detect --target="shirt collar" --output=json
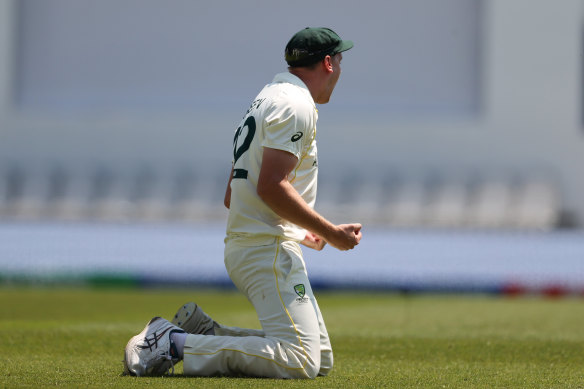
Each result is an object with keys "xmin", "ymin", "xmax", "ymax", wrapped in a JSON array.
[{"xmin": 272, "ymin": 72, "xmax": 316, "ymax": 108}]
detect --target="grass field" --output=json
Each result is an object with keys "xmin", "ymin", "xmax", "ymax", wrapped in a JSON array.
[{"xmin": 1, "ymin": 286, "xmax": 583, "ymax": 388}]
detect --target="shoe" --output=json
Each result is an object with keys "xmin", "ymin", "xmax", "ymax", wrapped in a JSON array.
[
  {"xmin": 171, "ymin": 302, "xmax": 217, "ymax": 335},
  {"xmin": 123, "ymin": 317, "xmax": 185, "ymax": 376}
]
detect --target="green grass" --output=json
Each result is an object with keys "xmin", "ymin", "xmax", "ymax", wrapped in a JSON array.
[{"xmin": 1, "ymin": 286, "xmax": 583, "ymax": 388}]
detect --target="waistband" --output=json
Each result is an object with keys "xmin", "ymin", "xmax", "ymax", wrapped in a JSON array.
[{"xmin": 225, "ymin": 233, "xmax": 302, "ymax": 247}]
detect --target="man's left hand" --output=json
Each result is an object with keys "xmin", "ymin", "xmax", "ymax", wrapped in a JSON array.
[{"xmin": 301, "ymin": 231, "xmax": 327, "ymax": 251}]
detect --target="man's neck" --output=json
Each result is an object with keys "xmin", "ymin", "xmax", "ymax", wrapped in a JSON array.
[{"xmin": 288, "ymin": 68, "xmax": 322, "ymax": 104}]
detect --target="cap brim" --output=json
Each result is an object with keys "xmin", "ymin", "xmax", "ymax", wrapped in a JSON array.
[{"xmin": 335, "ymin": 40, "xmax": 354, "ymax": 54}]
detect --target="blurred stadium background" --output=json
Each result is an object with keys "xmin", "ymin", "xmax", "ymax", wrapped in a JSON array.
[{"xmin": 1, "ymin": 0, "xmax": 583, "ymax": 294}]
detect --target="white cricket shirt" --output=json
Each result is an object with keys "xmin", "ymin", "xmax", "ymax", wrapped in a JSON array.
[{"xmin": 226, "ymin": 72, "xmax": 318, "ymax": 242}]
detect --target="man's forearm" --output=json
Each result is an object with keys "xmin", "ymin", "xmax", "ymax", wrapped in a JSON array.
[
  {"xmin": 256, "ymin": 147, "xmax": 361, "ymax": 251},
  {"xmin": 257, "ymin": 179, "xmax": 337, "ymax": 242}
]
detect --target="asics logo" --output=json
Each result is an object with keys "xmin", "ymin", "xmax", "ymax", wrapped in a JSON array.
[
  {"xmin": 291, "ymin": 132, "xmax": 303, "ymax": 142},
  {"xmin": 138, "ymin": 327, "xmax": 171, "ymax": 351}
]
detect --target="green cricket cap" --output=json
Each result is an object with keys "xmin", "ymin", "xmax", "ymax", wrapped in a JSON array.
[{"xmin": 285, "ymin": 27, "xmax": 353, "ymax": 67}]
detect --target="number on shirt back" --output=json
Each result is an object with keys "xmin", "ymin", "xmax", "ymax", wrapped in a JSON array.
[{"xmin": 232, "ymin": 116, "xmax": 256, "ymax": 179}]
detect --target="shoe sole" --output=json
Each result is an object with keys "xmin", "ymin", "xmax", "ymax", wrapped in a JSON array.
[{"xmin": 171, "ymin": 302, "xmax": 197, "ymax": 329}]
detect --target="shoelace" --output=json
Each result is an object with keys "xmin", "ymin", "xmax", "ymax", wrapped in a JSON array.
[
  {"xmin": 165, "ymin": 354, "xmax": 175, "ymax": 375},
  {"xmin": 164, "ymin": 334, "xmax": 182, "ymax": 376}
]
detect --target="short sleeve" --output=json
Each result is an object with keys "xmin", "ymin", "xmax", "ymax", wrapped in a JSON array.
[{"xmin": 262, "ymin": 98, "xmax": 312, "ymax": 159}]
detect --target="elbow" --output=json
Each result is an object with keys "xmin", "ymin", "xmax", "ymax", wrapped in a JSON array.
[
  {"xmin": 224, "ymin": 186, "xmax": 231, "ymax": 209},
  {"xmin": 256, "ymin": 179, "xmax": 278, "ymax": 204},
  {"xmin": 256, "ymin": 182, "xmax": 269, "ymax": 203},
  {"xmin": 224, "ymin": 183, "xmax": 232, "ymax": 209}
]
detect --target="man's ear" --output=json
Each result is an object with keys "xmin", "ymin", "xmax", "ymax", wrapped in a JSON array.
[{"xmin": 322, "ymin": 55, "xmax": 333, "ymax": 73}]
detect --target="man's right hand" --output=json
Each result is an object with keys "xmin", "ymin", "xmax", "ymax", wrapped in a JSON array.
[{"xmin": 325, "ymin": 223, "xmax": 362, "ymax": 251}]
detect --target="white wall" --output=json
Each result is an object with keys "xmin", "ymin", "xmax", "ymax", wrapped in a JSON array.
[
  {"xmin": 14, "ymin": 0, "xmax": 480, "ymax": 115},
  {"xmin": 484, "ymin": 0, "xmax": 584, "ymax": 223}
]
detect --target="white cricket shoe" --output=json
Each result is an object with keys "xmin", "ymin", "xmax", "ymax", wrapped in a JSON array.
[
  {"xmin": 123, "ymin": 316, "xmax": 184, "ymax": 376},
  {"xmin": 171, "ymin": 302, "xmax": 217, "ymax": 335}
]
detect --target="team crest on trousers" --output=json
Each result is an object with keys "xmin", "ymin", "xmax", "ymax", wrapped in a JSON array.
[
  {"xmin": 294, "ymin": 284, "xmax": 305, "ymax": 297},
  {"xmin": 294, "ymin": 284, "xmax": 309, "ymax": 303}
]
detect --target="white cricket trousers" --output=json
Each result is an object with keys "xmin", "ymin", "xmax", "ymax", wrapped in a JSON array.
[{"xmin": 182, "ymin": 236, "xmax": 333, "ymax": 379}]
